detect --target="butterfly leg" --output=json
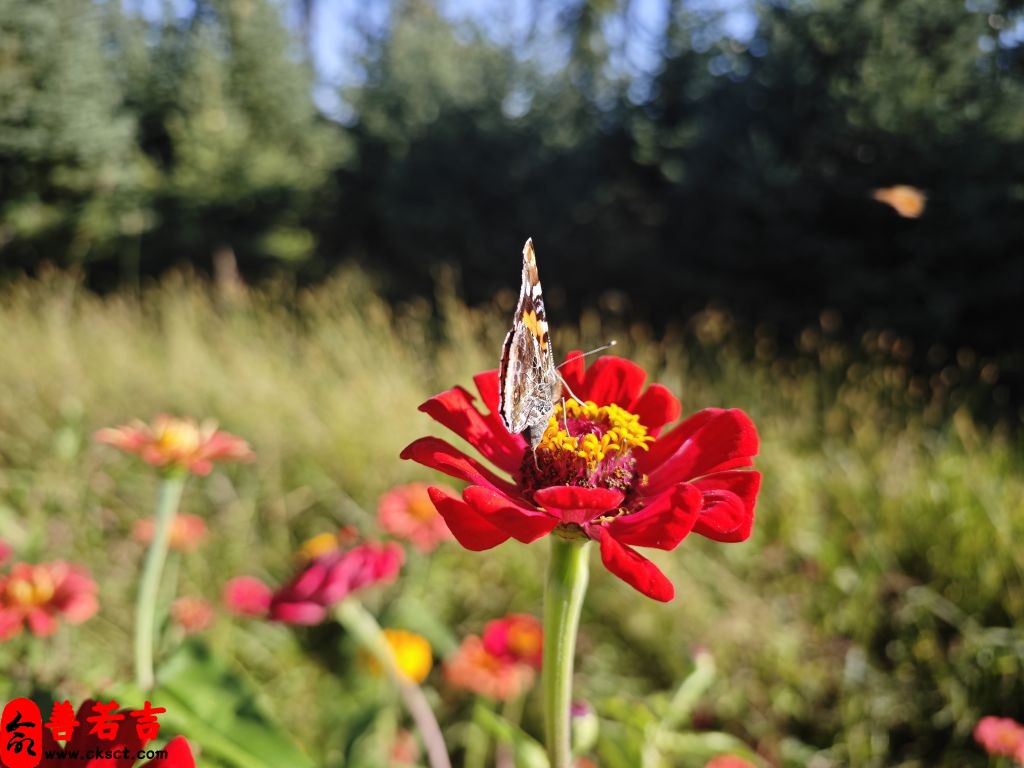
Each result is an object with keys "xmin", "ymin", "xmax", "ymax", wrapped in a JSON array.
[{"xmin": 560, "ymin": 396, "xmax": 571, "ymax": 436}]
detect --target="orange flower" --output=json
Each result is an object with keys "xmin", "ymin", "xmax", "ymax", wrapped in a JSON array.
[
  {"xmin": 133, "ymin": 513, "xmax": 208, "ymax": 553},
  {"xmin": 377, "ymin": 483, "xmax": 454, "ymax": 553},
  {"xmin": 444, "ymin": 636, "xmax": 535, "ymax": 701},
  {"xmin": 0, "ymin": 561, "xmax": 99, "ymax": 640},
  {"xmin": 871, "ymin": 185, "xmax": 927, "ymax": 218},
  {"xmin": 171, "ymin": 596, "xmax": 214, "ymax": 634},
  {"xmin": 95, "ymin": 415, "xmax": 254, "ymax": 476}
]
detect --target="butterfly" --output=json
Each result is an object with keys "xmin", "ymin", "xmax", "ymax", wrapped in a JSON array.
[{"xmin": 499, "ymin": 238, "xmax": 560, "ymax": 451}]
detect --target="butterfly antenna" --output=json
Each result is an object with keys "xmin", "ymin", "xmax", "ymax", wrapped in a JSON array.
[
  {"xmin": 556, "ymin": 340, "xmax": 616, "ymax": 405},
  {"xmin": 557, "ymin": 340, "xmax": 617, "ymax": 370},
  {"xmin": 557, "ymin": 373, "xmax": 586, "ymax": 406}
]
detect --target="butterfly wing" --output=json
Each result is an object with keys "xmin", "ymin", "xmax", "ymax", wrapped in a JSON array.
[{"xmin": 499, "ymin": 239, "xmax": 559, "ymax": 448}]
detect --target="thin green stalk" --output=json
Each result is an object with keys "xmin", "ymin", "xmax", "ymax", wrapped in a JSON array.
[
  {"xmin": 134, "ymin": 473, "xmax": 185, "ymax": 691},
  {"xmin": 543, "ymin": 536, "xmax": 591, "ymax": 768},
  {"xmin": 336, "ymin": 599, "xmax": 452, "ymax": 768},
  {"xmin": 465, "ymin": 700, "xmax": 492, "ymax": 768}
]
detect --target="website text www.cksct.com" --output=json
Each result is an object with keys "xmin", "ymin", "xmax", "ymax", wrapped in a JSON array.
[{"xmin": 41, "ymin": 747, "xmax": 169, "ymax": 761}]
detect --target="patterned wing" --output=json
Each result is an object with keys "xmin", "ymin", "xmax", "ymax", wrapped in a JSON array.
[{"xmin": 499, "ymin": 239, "xmax": 560, "ymax": 448}]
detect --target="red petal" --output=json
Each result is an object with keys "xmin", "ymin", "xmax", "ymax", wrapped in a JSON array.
[
  {"xmin": 401, "ymin": 437, "xmax": 522, "ymax": 499},
  {"xmin": 463, "ymin": 486, "xmax": 559, "ymax": 543},
  {"xmin": 533, "ymin": 486, "xmax": 623, "ymax": 525},
  {"xmin": 637, "ymin": 408, "xmax": 722, "ymax": 474},
  {"xmin": 419, "ymin": 385, "xmax": 523, "ymax": 473},
  {"xmin": 597, "ymin": 529, "xmax": 675, "ymax": 601},
  {"xmin": 270, "ymin": 601, "xmax": 328, "ymax": 625},
  {"xmin": 145, "ymin": 736, "xmax": 196, "ymax": 767},
  {"xmin": 600, "ymin": 483, "xmax": 701, "ymax": 550},
  {"xmin": 428, "ymin": 486, "xmax": 510, "ymax": 551},
  {"xmin": 473, "ymin": 370, "xmax": 501, "ymax": 415},
  {"xmin": 579, "ymin": 356, "xmax": 647, "ymax": 408},
  {"xmin": 560, "ymin": 349, "xmax": 587, "ymax": 396},
  {"xmin": 691, "ymin": 470, "xmax": 761, "ymax": 542},
  {"xmin": 632, "ymin": 384, "xmax": 682, "ymax": 437},
  {"xmin": 642, "ymin": 409, "xmax": 759, "ymax": 495}
]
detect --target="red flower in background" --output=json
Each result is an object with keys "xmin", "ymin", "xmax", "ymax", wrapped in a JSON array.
[
  {"xmin": 225, "ymin": 542, "xmax": 403, "ymax": 625},
  {"xmin": 444, "ymin": 636, "xmax": 536, "ymax": 701},
  {"xmin": 974, "ymin": 716, "xmax": 1024, "ymax": 759},
  {"xmin": 39, "ymin": 700, "xmax": 195, "ymax": 768},
  {"xmin": 170, "ymin": 596, "xmax": 214, "ymax": 635},
  {"xmin": 401, "ymin": 353, "xmax": 760, "ymax": 601},
  {"xmin": 95, "ymin": 415, "xmax": 253, "ymax": 476},
  {"xmin": 377, "ymin": 482, "xmax": 455, "ymax": 553},
  {"xmin": 704, "ymin": 757, "xmax": 757, "ymax": 768},
  {"xmin": 223, "ymin": 576, "xmax": 273, "ymax": 617},
  {"xmin": 0, "ymin": 561, "xmax": 99, "ymax": 640},
  {"xmin": 133, "ymin": 514, "xmax": 208, "ymax": 553},
  {"xmin": 483, "ymin": 613, "xmax": 543, "ymax": 670}
]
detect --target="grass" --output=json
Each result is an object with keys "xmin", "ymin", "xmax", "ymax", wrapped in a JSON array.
[{"xmin": 0, "ymin": 268, "xmax": 1020, "ymax": 767}]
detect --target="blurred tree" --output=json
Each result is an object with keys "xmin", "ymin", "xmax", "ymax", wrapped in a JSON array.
[{"xmin": 0, "ymin": 0, "xmax": 151, "ymax": 274}]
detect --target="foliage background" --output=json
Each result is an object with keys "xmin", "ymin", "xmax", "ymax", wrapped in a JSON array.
[{"xmin": 0, "ymin": 1, "xmax": 1023, "ymax": 766}]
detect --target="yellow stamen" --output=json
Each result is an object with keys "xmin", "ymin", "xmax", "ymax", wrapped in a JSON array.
[{"xmin": 537, "ymin": 401, "xmax": 653, "ymax": 469}]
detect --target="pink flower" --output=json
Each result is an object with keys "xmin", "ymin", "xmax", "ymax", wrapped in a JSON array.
[
  {"xmin": 704, "ymin": 757, "xmax": 756, "ymax": 768},
  {"xmin": 171, "ymin": 596, "xmax": 214, "ymax": 634},
  {"xmin": 974, "ymin": 716, "xmax": 1024, "ymax": 758},
  {"xmin": 0, "ymin": 561, "xmax": 99, "ymax": 640},
  {"xmin": 444, "ymin": 635, "xmax": 536, "ymax": 701},
  {"xmin": 227, "ymin": 542, "xmax": 404, "ymax": 625},
  {"xmin": 377, "ymin": 482, "xmax": 455, "ymax": 553},
  {"xmin": 482, "ymin": 613, "xmax": 543, "ymax": 670},
  {"xmin": 0, "ymin": 539, "xmax": 11, "ymax": 567},
  {"xmin": 133, "ymin": 514, "xmax": 208, "ymax": 553},
  {"xmin": 223, "ymin": 576, "xmax": 274, "ymax": 617},
  {"xmin": 95, "ymin": 414, "xmax": 254, "ymax": 476}
]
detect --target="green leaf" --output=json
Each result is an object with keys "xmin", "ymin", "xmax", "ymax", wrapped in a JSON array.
[
  {"xmin": 473, "ymin": 703, "xmax": 549, "ymax": 768},
  {"xmin": 137, "ymin": 640, "xmax": 316, "ymax": 768}
]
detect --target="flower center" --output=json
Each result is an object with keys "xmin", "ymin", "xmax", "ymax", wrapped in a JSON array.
[{"xmin": 519, "ymin": 400, "xmax": 652, "ymax": 498}]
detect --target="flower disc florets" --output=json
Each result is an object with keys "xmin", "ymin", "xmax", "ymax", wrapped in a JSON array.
[{"xmin": 520, "ymin": 400, "xmax": 652, "ymax": 503}]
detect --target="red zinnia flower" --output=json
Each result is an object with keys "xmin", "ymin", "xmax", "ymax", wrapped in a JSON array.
[
  {"xmin": 227, "ymin": 542, "xmax": 404, "ymax": 625},
  {"xmin": 0, "ymin": 561, "xmax": 99, "ymax": 640},
  {"xmin": 483, "ymin": 613, "xmax": 543, "ymax": 670},
  {"xmin": 39, "ymin": 700, "xmax": 195, "ymax": 767},
  {"xmin": 401, "ymin": 353, "xmax": 760, "ymax": 601},
  {"xmin": 96, "ymin": 415, "xmax": 254, "ymax": 476}
]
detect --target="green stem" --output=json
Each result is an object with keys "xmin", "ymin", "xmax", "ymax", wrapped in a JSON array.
[
  {"xmin": 465, "ymin": 700, "xmax": 491, "ymax": 768},
  {"xmin": 543, "ymin": 536, "xmax": 591, "ymax": 768},
  {"xmin": 336, "ymin": 599, "xmax": 452, "ymax": 768},
  {"xmin": 134, "ymin": 473, "xmax": 185, "ymax": 691}
]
